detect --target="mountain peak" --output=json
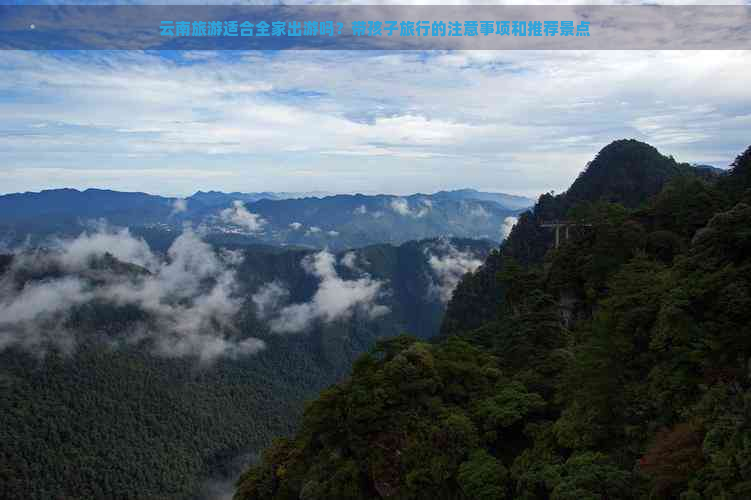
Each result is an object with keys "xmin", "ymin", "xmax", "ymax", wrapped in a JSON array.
[
  {"xmin": 598, "ymin": 138, "xmax": 659, "ymax": 154},
  {"xmin": 564, "ymin": 139, "xmax": 683, "ymax": 208}
]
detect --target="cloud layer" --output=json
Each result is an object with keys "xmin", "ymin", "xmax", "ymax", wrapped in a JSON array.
[
  {"xmin": 252, "ymin": 250, "xmax": 389, "ymax": 333},
  {"xmin": 0, "ymin": 226, "xmax": 265, "ymax": 362},
  {"xmin": 501, "ymin": 216, "xmax": 518, "ymax": 240},
  {"xmin": 390, "ymin": 198, "xmax": 432, "ymax": 217},
  {"xmin": 219, "ymin": 200, "xmax": 267, "ymax": 233},
  {"xmin": 171, "ymin": 198, "xmax": 188, "ymax": 215},
  {"xmin": 426, "ymin": 240, "xmax": 484, "ymax": 303},
  {"xmin": 2, "ymin": 49, "xmax": 749, "ymax": 197}
]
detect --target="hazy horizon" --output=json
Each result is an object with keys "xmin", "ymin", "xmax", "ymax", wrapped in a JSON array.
[{"xmin": 0, "ymin": 184, "xmax": 542, "ymax": 199}]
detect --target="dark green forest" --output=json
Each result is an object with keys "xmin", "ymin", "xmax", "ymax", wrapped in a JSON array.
[
  {"xmin": 236, "ymin": 140, "xmax": 751, "ymax": 499},
  {"xmin": 0, "ymin": 239, "xmax": 491, "ymax": 499}
]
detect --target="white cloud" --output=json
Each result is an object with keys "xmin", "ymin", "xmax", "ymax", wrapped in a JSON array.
[
  {"xmin": 0, "ymin": 277, "xmax": 92, "ymax": 333},
  {"xmin": 353, "ymin": 205, "xmax": 367, "ymax": 215},
  {"xmin": 327, "ymin": 230, "xmax": 340, "ymax": 237},
  {"xmin": 53, "ymin": 223, "xmax": 159, "ymax": 271},
  {"xmin": 426, "ymin": 241, "xmax": 484, "ymax": 304},
  {"xmin": 340, "ymin": 251, "xmax": 358, "ymax": 270},
  {"xmin": 306, "ymin": 226, "xmax": 322, "ymax": 235},
  {"xmin": 171, "ymin": 198, "xmax": 188, "ymax": 215},
  {"xmin": 289, "ymin": 222, "xmax": 303, "ymax": 230},
  {"xmin": 468, "ymin": 204, "xmax": 490, "ymax": 218},
  {"xmin": 340, "ymin": 251, "xmax": 371, "ymax": 274},
  {"xmin": 268, "ymin": 251, "xmax": 388, "ymax": 333},
  {"xmin": 501, "ymin": 216, "xmax": 518, "ymax": 240},
  {"xmin": 1, "ymin": 50, "xmax": 750, "ymax": 196},
  {"xmin": 389, "ymin": 197, "xmax": 432, "ymax": 218},
  {"xmin": 251, "ymin": 280, "xmax": 289, "ymax": 321},
  {"xmin": 416, "ymin": 201, "xmax": 432, "ymax": 217},
  {"xmin": 365, "ymin": 115, "xmax": 491, "ymax": 146},
  {"xmin": 390, "ymin": 198, "xmax": 411, "ymax": 216},
  {"xmin": 0, "ymin": 226, "xmax": 265, "ymax": 362},
  {"xmin": 219, "ymin": 200, "xmax": 266, "ymax": 233}
]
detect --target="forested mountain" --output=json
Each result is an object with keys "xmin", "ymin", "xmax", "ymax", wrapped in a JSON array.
[
  {"xmin": 236, "ymin": 140, "xmax": 751, "ymax": 500},
  {"xmin": 224, "ymin": 194, "xmax": 520, "ymax": 251},
  {"xmin": 0, "ymin": 236, "xmax": 493, "ymax": 499},
  {"xmin": 491, "ymin": 139, "xmax": 722, "ymax": 266},
  {"xmin": 428, "ymin": 189, "xmax": 535, "ymax": 210},
  {"xmin": 0, "ymin": 188, "xmax": 530, "ymax": 252}
]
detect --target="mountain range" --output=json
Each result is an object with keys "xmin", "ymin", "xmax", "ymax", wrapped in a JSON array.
[
  {"xmin": 0, "ymin": 188, "xmax": 532, "ymax": 252},
  {"xmin": 2, "ymin": 138, "xmax": 745, "ymax": 500}
]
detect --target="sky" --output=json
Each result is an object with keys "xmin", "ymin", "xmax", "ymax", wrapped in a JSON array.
[{"xmin": 2, "ymin": 2, "xmax": 751, "ymax": 198}]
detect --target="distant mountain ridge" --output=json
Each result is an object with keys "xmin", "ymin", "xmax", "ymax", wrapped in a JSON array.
[
  {"xmin": 428, "ymin": 188, "xmax": 535, "ymax": 210},
  {"xmin": 0, "ymin": 187, "xmax": 531, "ymax": 213},
  {"xmin": 187, "ymin": 190, "xmax": 336, "ymax": 207},
  {"xmin": 0, "ymin": 188, "xmax": 169, "ymax": 221},
  {"xmin": 0, "ymin": 188, "xmax": 532, "ymax": 251}
]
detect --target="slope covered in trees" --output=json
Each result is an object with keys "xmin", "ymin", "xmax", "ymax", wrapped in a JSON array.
[
  {"xmin": 236, "ymin": 141, "xmax": 751, "ymax": 499},
  {"xmin": 1, "ymin": 238, "xmax": 492, "ymax": 499}
]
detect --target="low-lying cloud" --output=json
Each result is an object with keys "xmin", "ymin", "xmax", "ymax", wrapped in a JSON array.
[
  {"xmin": 390, "ymin": 198, "xmax": 432, "ymax": 218},
  {"xmin": 468, "ymin": 204, "xmax": 490, "ymax": 218},
  {"xmin": 0, "ymin": 225, "xmax": 265, "ymax": 362},
  {"xmin": 501, "ymin": 216, "xmax": 518, "ymax": 240},
  {"xmin": 340, "ymin": 251, "xmax": 358, "ymax": 271},
  {"xmin": 171, "ymin": 198, "xmax": 188, "ymax": 215},
  {"xmin": 255, "ymin": 250, "xmax": 389, "ymax": 334},
  {"xmin": 251, "ymin": 280, "xmax": 289, "ymax": 321},
  {"xmin": 52, "ymin": 223, "xmax": 159, "ymax": 272},
  {"xmin": 426, "ymin": 240, "xmax": 484, "ymax": 304},
  {"xmin": 219, "ymin": 200, "xmax": 266, "ymax": 233}
]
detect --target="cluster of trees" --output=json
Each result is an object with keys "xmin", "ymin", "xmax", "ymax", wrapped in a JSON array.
[
  {"xmin": 0, "ymin": 323, "xmax": 336, "ymax": 498},
  {"xmin": 1, "ymin": 238, "xmax": 490, "ymax": 498},
  {"xmin": 236, "ymin": 141, "xmax": 751, "ymax": 499}
]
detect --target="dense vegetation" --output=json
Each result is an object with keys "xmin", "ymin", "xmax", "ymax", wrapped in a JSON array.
[
  {"xmin": 236, "ymin": 140, "xmax": 751, "ymax": 499},
  {"xmin": 0, "ymin": 238, "xmax": 491, "ymax": 499}
]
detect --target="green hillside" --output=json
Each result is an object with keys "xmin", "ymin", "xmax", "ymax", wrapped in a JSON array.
[
  {"xmin": 235, "ymin": 141, "xmax": 751, "ymax": 500},
  {"xmin": 0, "ymin": 238, "xmax": 492, "ymax": 499}
]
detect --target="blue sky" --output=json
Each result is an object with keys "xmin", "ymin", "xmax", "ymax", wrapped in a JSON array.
[{"xmin": 2, "ymin": 2, "xmax": 751, "ymax": 197}]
